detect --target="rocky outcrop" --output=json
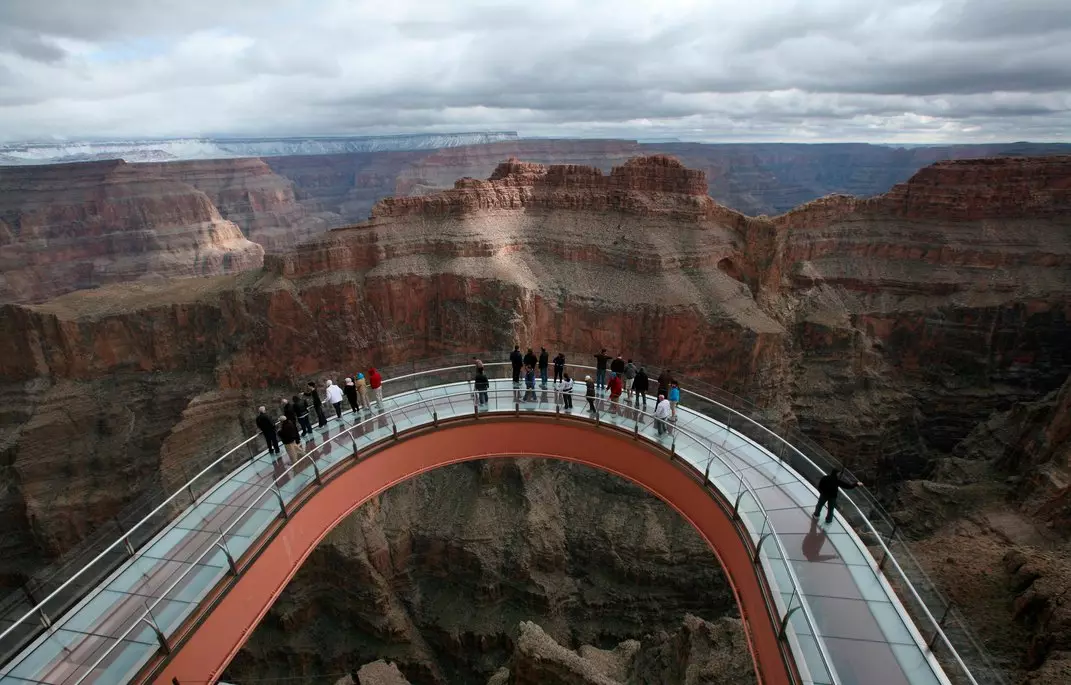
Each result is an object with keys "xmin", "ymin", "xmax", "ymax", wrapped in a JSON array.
[
  {"xmin": 138, "ymin": 158, "xmax": 339, "ymax": 251},
  {"xmin": 223, "ymin": 459, "xmax": 733, "ymax": 683},
  {"xmin": 0, "ymin": 161, "xmax": 264, "ymax": 303}
]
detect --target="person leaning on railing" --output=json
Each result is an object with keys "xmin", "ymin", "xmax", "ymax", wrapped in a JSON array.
[{"xmin": 813, "ymin": 468, "xmax": 863, "ymax": 525}]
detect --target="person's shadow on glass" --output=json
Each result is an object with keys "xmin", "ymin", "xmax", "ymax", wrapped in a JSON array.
[{"xmin": 802, "ymin": 517, "xmax": 838, "ymax": 562}]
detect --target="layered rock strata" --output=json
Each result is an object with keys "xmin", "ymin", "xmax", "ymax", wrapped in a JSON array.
[
  {"xmin": 138, "ymin": 158, "xmax": 339, "ymax": 251},
  {"xmin": 0, "ymin": 154, "xmax": 1069, "ymax": 682},
  {"xmin": 0, "ymin": 160, "xmax": 263, "ymax": 303}
]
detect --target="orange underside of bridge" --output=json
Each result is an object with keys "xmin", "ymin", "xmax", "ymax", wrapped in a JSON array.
[{"xmin": 148, "ymin": 417, "xmax": 797, "ymax": 685}]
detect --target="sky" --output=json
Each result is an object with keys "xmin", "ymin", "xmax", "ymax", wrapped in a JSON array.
[{"xmin": 0, "ymin": 0, "xmax": 1070, "ymax": 144}]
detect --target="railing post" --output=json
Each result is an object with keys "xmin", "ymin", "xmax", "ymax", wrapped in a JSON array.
[
  {"xmin": 634, "ymin": 420, "xmax": 639, "ymax": 439},
  {"xmin": 391, "ymin": 423, "xmax": 398, "ymax": 439},
  {"xmin": 927, "ymin": 600, "xmax": 955, "ymax": 650},
  {"xmin": 311, "ymin": 456, "xmax": 322, "ymax": 485},
  {"xmin": 433, "ymin": 410, "xmax": 438, "ymax": 426},
  {"xmin": 214, "ymin": 533, "xmax": 238, "ymax": 576},
  {"xmin": 515, "ymin": 402, "xmax": 520, "ymax": 416},
  {"xmin": 351, "ymin": 433, "xmax": 359, "ymax": 460},
  {"xmin": 726, "ymin": 412, "xmax": 733, "ymax": 432},
  {"xmin": 703, "ymin": 460, "xmax": 711, "ymax": 484},
  {"xmin": 779, "ymin": 605, "xmax": 802, "ymax": 642},
  {"xmin": 753, "ymin": 532, "xmax": 771, "ymax": 563},
  {"xmin": 142, "ymin": 603, "xmax": 171, "ymax": 655},
  {"xmin": 733, "ymin": 485, "xmax": 745, "ymax": 522},
  {"xmin": 271, "ymin": 486, "xmax": 288, "ymax": 519}
]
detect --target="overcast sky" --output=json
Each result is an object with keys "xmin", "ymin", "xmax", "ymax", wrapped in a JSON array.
[{"xmin": 1, "ymin": 0, "xmax": 1069, "ymax": 143}]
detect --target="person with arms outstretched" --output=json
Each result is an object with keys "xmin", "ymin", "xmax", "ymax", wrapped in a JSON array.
[{"xmin": 813, "ymin": 468, "xmax": 862, "ymax": 524}]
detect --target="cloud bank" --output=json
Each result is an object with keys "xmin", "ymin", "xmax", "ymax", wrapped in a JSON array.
[{"xmin": 1, "ymin": 0, "xmax": 1069, "ymax": 143}]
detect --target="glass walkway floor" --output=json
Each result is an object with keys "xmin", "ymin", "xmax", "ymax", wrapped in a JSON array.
[{"xmin": 0, "ymin": 363, "xmax": 968, "ymax": 685}]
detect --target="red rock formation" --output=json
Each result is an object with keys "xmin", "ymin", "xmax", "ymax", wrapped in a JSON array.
[
  {"xmin": 0, "ymin": 161, "xmax": 264, "ymax": 303},
  {"xmin": 138, "ymin": 158, "xmax": 338, "ymax": 251}
]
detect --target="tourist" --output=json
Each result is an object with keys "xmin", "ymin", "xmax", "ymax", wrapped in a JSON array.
[
  {"xmin": 553, "ymin": 352, "xmax": 566, "ymax": 382},
  {"xmin": 657, "ymin": 368, "xmax": 672, "ymax": 399},
  {"xmin": 624, "ymin": 359, "xmax": 637, "ymax": 400},
  {"xmin": 325, "ymin": 380, "xmax": 344, "ymax": 420},
  {"xmin": 632, "ymin": 368, "xmax": 650, "ymax": 408},
  {"xmin": 343, "ymin": 377, "xmax": 360, "ymax": 413},
  {"xmin": 305, "ymin": 382, "xmax": 327, "ymax": 427},
  {"xmin": 813, "ymin": 468, "xmax": 862, "ymax": 525},
  {"xmin": 608, "ymin": 371, "xmax": 623, "ymax": 414},
  {"xmin": 654, "ymin": 395, "xmax": 672, "ymax": 436},
  {"xmin": 510, "ymin": 345, "xmax": 523, "ymax": 384},
  {"xmin": 523, "ymin": 347, "xmax": 538, "ymax": 372},
  {"xmin": 668, "ymin": 381, "xmax": 681, "ymax": 419},
  {"xmin": 585, "ymin": 375, "xmax": 597, "ymax": 413},
  {"xmin": 281, "ymin": 397, "xmax": 296, "ymax": 424},
  {"xmin": 355, "ymin": 372, "xmax": 370, "ymax": 409},
  {"xmin": 278, "ymin": 415, "xmax": 302, "ymax": 467},
  {"xmin": 473, "ymin": 357, "xmax": 484, "ymax": 373},
  {"xmin": 474, "ymin": 367, "xmax": 490, "ymax": 406},
  {"xmin": 524, "ymin": 364, "xmax": 536, "ymax": 402},
  {"xmin": 594, "ymin": 348, "xmax": 610, "ymax": 393},
  {"xmin": 538, "ymin": 347, "xmax": 549, "ymax": 389},
  {"xmin": 561, "ymin": 373, "xmax": 574, "ymax": 410},
  {"xmin": 610, "ymin": 354, "xmax": 625, "ymax": 379},
  {"xmin": 256, "ymin": 406, "xmax": 280, "ymax": 455},
  {"xmin": 293, "ymin": 394, "xmax": 312, "ymax": 437},
  {"xmin": 368, "ymin": 367, "xmax": 384, "ymax": 408}
]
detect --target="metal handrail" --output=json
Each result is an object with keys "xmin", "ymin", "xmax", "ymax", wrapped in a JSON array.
[
  {"xmin": 2, "ymin": 354, "xmax": 984, "ymax": 685},
  {"xmin": 0, "ymin": 360, "xmax": 481, "ymax": 652},
  {"xmin": 45, "ymin": 381, "xmax": 840, "ymax": 685}
]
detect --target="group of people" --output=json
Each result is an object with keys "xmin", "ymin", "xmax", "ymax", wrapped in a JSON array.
[
  {"xmin": 493, "ymin": 347, "xmax": 683, "ymax": 435},
  {"xmin": 255, "ymin": 368, "xmax": 387, "ymax": 466}
]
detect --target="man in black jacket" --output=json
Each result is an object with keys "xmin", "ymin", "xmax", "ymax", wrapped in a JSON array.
[
  {"xmin": 293, "ymin": 394, "xmax": 312, "ymax": 437},
  {"xmin": 552, "ymin": 352, "xmax": 566, "ymax": 382},
  {"xmin": 813, "ymin": 468, "xmax": 862, "ymax": 524},
  {"xmin": 474, "ymin": 369, "xmax": 490, "ymax": 407},
  {"xmin": 305, "ymin": 382, "xmax": 327, "ymax": 427},
  {"xmin": 256, "ymin": 406, "xmax": 280, "ymax": 455},
  {"xmin": 538, "ymin": 347, "xmax": 549, "ymax": 388},
  {"xmin": 523, "ymin": 347, "xmax": 538, "ymax": 371},
  {"xmin": 594, "ymin": 348, "xmax": 610, "ymax": 393},
  {"xmin": 510, "ymin": 345, "xmax": 523, "ymax": 384},
  {"xmin": 632, "ymin": 368, "xmax": 650, "ymax": 407}
]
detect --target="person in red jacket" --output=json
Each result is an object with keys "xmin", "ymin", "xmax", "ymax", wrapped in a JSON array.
[
  {"xmin": 608, "ymin": 371, "xmax": 624, "ymax": 414},
  {"xmin": 368, "ymin": 367, "xmax": 384, "ymax": 409}
]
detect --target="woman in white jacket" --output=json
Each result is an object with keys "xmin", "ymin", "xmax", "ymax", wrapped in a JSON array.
[
  {"xmin": 325, "ymin": 380, "xmax": 345, "ymax": 420},
  {"xmin": 560, "ymin": 373, "xmax": 574, "ymax": 411}
]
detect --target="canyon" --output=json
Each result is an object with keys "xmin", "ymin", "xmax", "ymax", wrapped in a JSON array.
[
  {"xmin": 3, "ymin": 140, "xmax": 1069, "ymax": 304},
  {"xmin": 0, "ymin": 153, "xmax": 1069, "ymax": 683}
]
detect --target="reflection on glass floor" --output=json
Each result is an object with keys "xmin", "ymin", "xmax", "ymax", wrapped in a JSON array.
[{"xmin": 0, "ymin": 378, "xmax": 949, "ymax": 685}]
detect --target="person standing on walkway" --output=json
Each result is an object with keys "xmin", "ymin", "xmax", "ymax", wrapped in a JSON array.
[
  {"xmin": 624, "ymin": 359, "xmax": 637, "ymax": 401},
  {"xmin": 538, "ymin": 347, "xmax": 549, "ymax": 389},
  {"xmin": 668, "ymin": 381, "xmax": 681, "ymax": 420},
  {"xmin": 306, "ymin": 382, "xmax": 327, "ymax": 427},
  {"xmin": 523, "ymin": 348, "xmax": 538, "ymax": 374},
  {"xmin": 510, "ymin": 345, "xmax": 523, "ymax": 385},
  {"xmin": 368, "ymin": 367, "xmax": 384, "ymax": 408},
  {"xmin": 343, "ymin": 377, "xmax": 360, "ymax": 413},
  {"xmin": 553, "ymin": 352, "xmax": 566, "ymax": 382},
  {"xmin": 473, "ymin": 357, "xmax": 484, "ymax": 374},
  {"xmin": 293, "ymin": 394, "xmax": 312, "ymax": 437},
  {"xmin": 524, "ymin": 364, "xmax": 536, "ymax": 401},
  {"xmin": 813, "ymin": 468, "xmax": 862, "ymax": 524},
  {"xmin": 355, "ymin": 372, "xmax": 370, "ymax": 409},
  {"xmin": 281, "ymin": 397, "xmax": 297, "ymax": 425},
  {"xmin": 610, "ymin": 354, "xmax": 625, "ymax": 381},
  {"xmin": 561, "ymin": 373, "xmax": 574, "ymax": 411},
  {"xmin": 608, "ymin": 372, "xmax": 623, "ymax": 414},
  {"xmin": 474, "ymin": 368, "xmax": 490, "ymax": 407},
  {"xmin": 256, "ymin": 406, "xmax": 280, "ymax": 455},
  {"xmin": 278, "ymin": 415, "xmax": 302, "ymax": 467},
  {"xmin": 594, "ymin": 349, "xmax": 610, "ymax": 393},
  {"xmin": 585, "ymin": 375, "xmax": 597, "ymax": 413},
  {"xmin": 632, "ymin": 368, "xmax": 650, "ymax": 408},
  {"xmin": 657, "ymin": 369, "xmax": 672, "ymax": 399},
  {"xmin": 654, "ymin": 394, "xmax": 672, "ymax": 436},
  {"xmin": 325, "ymin": 380, "xmax": 344, "ymax": 420}
]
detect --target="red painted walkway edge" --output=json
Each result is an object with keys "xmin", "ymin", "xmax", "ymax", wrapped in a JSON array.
[{"xmin": 146, "ymin": 417, "xmax": 798, "ymax": 685}]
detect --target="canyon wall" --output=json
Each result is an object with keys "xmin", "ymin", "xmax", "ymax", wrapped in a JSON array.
[
  {"xmin": 0, "ymin": 161, "xmax": 264, "ymax": 304},
  {"xmin": 137, "ymin": 158, "xmax": 339, "ymax": 251},
  {"xmin": 0, "ymin": 154, "xmax": 1069, "ymax": 681}
]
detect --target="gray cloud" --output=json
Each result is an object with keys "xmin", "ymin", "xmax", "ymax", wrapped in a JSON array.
[{"xmin": 0, "ymin": 0, "xmax": 1069, "ymax": 143}]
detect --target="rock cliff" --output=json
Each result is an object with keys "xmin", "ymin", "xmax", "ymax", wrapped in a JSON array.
[
  {"xmin": 1, "ymin": 154, "xmax": 1070, "ymax": 682},
  {"xmin": 137, "ymin": 158, "xmax": 339, "ymax": 252},
  {"xmin": 0, "ymin": 161, "xmax": 264, "ymax": 303}
]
